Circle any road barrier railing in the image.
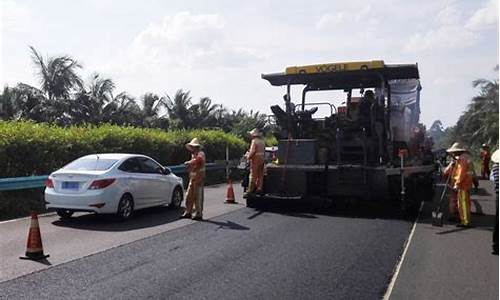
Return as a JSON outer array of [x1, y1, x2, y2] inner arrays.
[[0, 163, 228, 192]]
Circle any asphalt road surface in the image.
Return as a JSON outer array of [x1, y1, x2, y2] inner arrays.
[[390, 179, 498, 300], [0, 183, 245, 282], [0, 183, 416, 300]]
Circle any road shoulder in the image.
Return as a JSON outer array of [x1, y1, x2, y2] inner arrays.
[[389, 179, 499, 300]]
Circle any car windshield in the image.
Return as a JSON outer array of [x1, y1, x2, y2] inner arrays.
[[63, 157, 118, 171]]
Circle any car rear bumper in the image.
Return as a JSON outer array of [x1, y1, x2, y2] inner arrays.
[[45, 188, 119, 214]]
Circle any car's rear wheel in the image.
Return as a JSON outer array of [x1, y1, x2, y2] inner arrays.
[[117, 194, 134, 220], [56, 209, 74, 219], [169, 187, 183, 208]]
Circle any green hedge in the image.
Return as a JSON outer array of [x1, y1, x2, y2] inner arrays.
[[0, 121, 247, 178]]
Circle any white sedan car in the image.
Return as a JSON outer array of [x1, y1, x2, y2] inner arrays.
[[45, 153, 184, 220]]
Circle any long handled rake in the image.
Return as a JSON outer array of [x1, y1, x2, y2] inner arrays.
[[432, 174, 452, 227]]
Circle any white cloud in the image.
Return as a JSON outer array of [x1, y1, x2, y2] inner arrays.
[[315, 5, 378, 31], [126, 11, 264, 71], [436, 2, 461, 25], [403, 25, 478, 52], [353, 5, 373, 23], [465, 0, 498, 30], [315, 12, 346, 30], [403, 1, 483, 53]]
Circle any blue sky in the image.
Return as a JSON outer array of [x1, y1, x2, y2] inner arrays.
[[1, 0, 498, 127]]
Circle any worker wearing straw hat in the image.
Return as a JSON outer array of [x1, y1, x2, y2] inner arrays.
[[244, 128, 265, 197], [490, 149, 499, 254], [444, 142, 474, 227], [180, 138, 206, 221]]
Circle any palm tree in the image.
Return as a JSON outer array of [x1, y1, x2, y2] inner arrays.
[[29, 46, 83, 100], [452, 72, 499, 150], [71, 73, 115, 124], [164, 89, 193, 129], [140, 93, 165, 128], [189, 97, 219, 128], [87, 73, 115, 104], [468, 77, 498, 145], [10, 83, 46, 121], [0, 86, 16, 120], [227, 109, 268, 139], [102, 92, 142, 126]]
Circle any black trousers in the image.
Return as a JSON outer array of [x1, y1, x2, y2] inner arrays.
[[494, 195, 498, 250]]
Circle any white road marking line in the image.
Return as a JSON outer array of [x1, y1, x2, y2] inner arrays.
[[382, 200, 425, 300], [0, 212, 56, 225]]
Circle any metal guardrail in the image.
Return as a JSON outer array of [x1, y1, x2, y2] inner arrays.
[[0, 163, 226, 192], [0, 176, 49, 192]]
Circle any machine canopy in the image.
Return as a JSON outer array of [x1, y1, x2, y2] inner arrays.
[[262, 60, 419, 89]]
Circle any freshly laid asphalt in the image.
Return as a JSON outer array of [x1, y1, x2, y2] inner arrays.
[[0, 198, 414, 299]]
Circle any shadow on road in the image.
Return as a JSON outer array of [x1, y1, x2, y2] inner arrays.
[[202, 219, 250, 230], [473, 188, 491, 197], [417, 182, 495, 233], [246, 180, 497, 229], [21, 258, 52, 266], [51, 206, 183, 232], [435, 227, 472, 235], [472, 199, 485, 215], [247, 210, 264, 220], [434, 212, 496, 232], [248, 197, 418, 222]]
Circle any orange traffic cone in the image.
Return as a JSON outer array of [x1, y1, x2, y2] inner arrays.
[[20, 212, 49, 260], [225, 179, 236, 204]]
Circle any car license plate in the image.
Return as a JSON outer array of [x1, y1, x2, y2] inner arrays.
[[62, 181, 79, 189]]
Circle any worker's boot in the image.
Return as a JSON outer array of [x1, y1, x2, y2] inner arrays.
[[179, 212, 192, 219]]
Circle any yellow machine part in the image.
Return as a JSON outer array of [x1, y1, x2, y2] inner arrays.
[[285, 60, 385, 75]]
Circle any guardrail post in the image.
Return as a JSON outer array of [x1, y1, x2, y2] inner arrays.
[[225, 145, 229, 181]]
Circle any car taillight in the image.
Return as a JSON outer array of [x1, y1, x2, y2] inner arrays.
[[88, 179, 116, 190], [45, 179, 54, 188]]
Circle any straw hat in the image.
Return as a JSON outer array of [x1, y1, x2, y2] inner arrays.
[[492, 149, 499, 163], [185, 138, 202, 150], [248, 128, 262, 137], [446, 142, 467, 153]]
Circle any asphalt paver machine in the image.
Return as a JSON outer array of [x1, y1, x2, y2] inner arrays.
[[248, 60, 435, 209]]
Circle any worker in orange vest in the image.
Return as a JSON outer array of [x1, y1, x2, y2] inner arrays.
[[443, 159, 459, 222], [180, 138, 206, 221], [445, 142, 474, 227], [244, 128, 265, 197], [480, 144, 491, 179]]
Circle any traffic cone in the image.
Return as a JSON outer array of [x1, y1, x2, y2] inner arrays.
[[20, 212, 49, 260], [225, 179, 237, 204]]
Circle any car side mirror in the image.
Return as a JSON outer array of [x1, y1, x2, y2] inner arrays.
[[163, 167, 171, 175]]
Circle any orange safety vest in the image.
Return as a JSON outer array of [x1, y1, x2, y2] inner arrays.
[[187, 151, 206, 183], [480, 150, 490, 165], [444, 154, 474, 191], [248, 138, 265, 161]]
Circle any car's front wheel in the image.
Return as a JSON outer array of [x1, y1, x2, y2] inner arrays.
[[56, 209, 74, 219], [169, 187, 183, 208], [117, 194, 134, 220]]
